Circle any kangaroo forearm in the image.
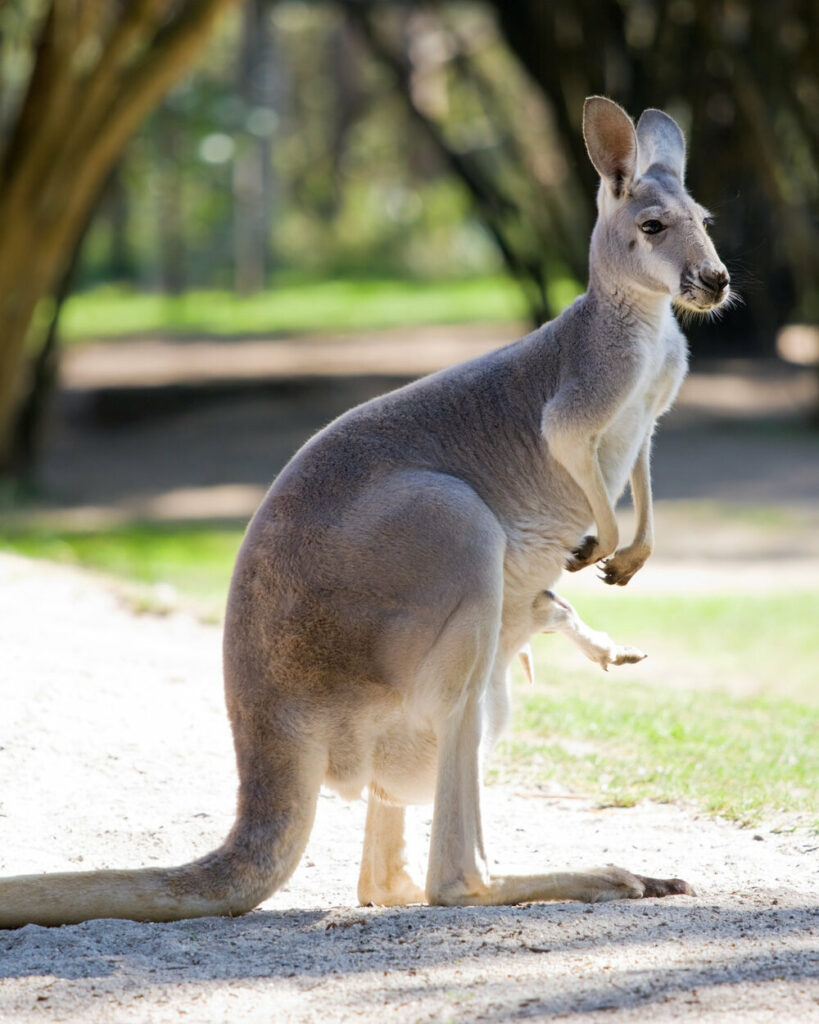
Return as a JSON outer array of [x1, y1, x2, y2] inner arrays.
[[543, 423, 619, 555], [629, 438, 655, 550]]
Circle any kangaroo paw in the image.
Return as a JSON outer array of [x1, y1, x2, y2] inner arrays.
[[566, 535, 600, 572], [599, 545, 651, 586]]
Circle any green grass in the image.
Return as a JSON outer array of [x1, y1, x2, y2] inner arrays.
[[549, 591, 819, 703], [0, 524, 243, 617], [1, 524, 816, 825], [496, 667, 818, 828], [492, 591, 819, 826], [60, 275, 535, 342]]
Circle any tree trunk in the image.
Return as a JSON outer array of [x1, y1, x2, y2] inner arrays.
[[158, 110, 187, 294], [233, 0, 277, 294], [0, 0, 241, 472]]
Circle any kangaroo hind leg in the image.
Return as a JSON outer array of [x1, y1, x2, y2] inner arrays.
[[357, 791, 425, 906], [424, 598, 690, 906]]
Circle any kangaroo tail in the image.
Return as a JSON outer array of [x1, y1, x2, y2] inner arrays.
[[0, 761, 321, 928], [0, 854, 253, 929]]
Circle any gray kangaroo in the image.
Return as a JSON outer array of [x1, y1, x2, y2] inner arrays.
[[0, 97, 730, 927]]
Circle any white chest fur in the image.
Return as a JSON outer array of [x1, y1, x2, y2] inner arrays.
[[598, 309, 687, 499]]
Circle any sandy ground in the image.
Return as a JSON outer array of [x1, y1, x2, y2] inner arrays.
[[0, 553, 817, 1023]]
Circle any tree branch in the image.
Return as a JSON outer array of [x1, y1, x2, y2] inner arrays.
[[346, 3, 550, 323]]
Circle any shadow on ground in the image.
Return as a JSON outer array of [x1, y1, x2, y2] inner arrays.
[[2, 899, 816, 1021]]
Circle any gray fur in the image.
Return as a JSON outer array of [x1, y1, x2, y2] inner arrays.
[[0, 97, 728, 927], [637, 108, 686, 180]]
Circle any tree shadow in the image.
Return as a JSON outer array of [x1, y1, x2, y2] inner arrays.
[[1, 900, 815, 993]]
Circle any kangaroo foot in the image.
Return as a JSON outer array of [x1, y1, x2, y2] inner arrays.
[[589, 866, 695, 901], [633, 873, 696, 898], [358, 872, 425, 908]]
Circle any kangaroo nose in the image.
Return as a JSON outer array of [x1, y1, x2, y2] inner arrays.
[[700, 266, 730, 296]]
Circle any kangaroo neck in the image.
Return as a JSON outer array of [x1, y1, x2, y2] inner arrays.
[[585, 262, 672, 339]]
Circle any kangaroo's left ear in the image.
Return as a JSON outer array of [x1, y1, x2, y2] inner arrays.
[[583, 96, 638, 198], [636, 108, 686, 182]]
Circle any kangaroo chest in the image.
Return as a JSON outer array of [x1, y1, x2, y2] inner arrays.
[[597, 321, 687, 496]]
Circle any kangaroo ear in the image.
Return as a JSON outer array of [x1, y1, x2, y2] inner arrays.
[[582, 96, 638, 198], [636, 108, 686, 181]]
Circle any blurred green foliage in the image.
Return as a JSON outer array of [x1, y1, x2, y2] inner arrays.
[[59, 275, 537, 341], [78, 4, 515, 292], [2, 2, 817, 344], [0, 524, 243, 617]]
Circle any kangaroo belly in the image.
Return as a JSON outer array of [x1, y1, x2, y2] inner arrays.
[[323, 701, 439, 806]]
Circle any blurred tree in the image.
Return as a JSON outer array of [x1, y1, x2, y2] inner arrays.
[[344, 0, 818, 354], [0, 0, 241, 474], [476, 0, 819, 352], [99, 4, 506, 289], [346, 4, 557, 325], [233, 0, 280, 293], [5, 0, 815, 480]]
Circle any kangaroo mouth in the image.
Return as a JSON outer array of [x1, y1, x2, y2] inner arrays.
[[675, 294, 725, 313], [675, 280, 730, 314]]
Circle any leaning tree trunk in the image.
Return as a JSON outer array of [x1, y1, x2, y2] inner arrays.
[[0, 0, 241, 471]]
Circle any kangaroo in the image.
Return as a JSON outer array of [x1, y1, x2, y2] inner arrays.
[[0, 97, 730, 927]]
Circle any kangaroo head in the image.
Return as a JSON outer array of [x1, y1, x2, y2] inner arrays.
[[582, 96, 730, 313]]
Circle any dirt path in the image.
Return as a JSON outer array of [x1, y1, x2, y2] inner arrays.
[[1, 554, 817, 1023]]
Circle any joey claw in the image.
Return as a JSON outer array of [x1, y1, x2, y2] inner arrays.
[[596, 644, 646, 671]]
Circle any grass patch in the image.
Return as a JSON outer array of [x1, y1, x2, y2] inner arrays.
[[60, 276, 533, 342], [489, 590, 819, 825], [0, 524, 243, 618], [495, 665, 818, 827], [556, 591, 819, 703]]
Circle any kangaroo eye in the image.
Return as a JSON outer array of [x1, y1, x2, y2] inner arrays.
[[640, 220, 664, 235]]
